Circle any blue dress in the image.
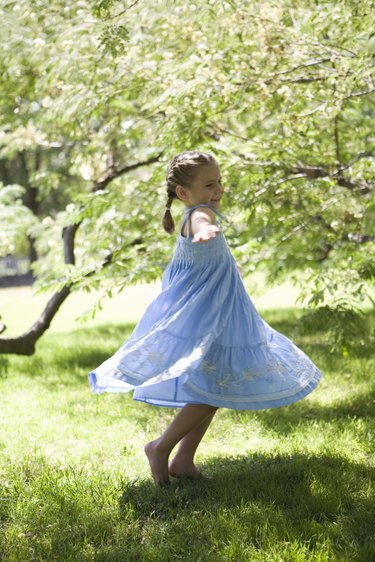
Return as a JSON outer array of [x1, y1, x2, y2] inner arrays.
[[88, 204, 321, 409]]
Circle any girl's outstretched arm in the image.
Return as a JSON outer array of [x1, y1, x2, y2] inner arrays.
[[191, 207, 221, 244]]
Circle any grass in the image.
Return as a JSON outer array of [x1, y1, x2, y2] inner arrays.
[[0, 269, 302, 336], [0, 287, 374, 561]]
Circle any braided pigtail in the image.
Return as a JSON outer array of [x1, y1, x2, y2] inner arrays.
[[162, 192, 175, 234]]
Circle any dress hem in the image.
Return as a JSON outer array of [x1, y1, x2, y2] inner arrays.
[[89, 371, 321, 411]]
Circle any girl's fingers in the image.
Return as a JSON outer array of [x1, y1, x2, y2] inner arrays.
[[192, 226, 220, 244], [192, 230, 219, 244]]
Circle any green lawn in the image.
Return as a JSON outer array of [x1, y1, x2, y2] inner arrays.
[[0, 269, 301, 336], [0, 286, 374, 561]]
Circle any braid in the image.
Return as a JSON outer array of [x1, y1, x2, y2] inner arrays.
[[162, 192, 176, 234], [162, 151, 216, 235]]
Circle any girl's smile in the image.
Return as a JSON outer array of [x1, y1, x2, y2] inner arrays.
[[176, 162, 224, 209]]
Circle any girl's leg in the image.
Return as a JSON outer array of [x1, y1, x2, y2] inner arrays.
[[144, 403, 217, 485], [169, 410, 217, 478]]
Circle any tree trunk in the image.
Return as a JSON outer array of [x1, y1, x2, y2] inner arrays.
[[0, 152, 163, 355], [0, 286, 71, 355]]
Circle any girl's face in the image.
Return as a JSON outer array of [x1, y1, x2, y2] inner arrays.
[[177, 162, 224, 209]]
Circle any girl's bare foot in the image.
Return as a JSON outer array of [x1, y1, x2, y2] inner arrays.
[[168, 457, 203, 480], [144, 440, 170, 486]]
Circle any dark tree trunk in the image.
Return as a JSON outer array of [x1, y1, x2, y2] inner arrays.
[[0, 152, 163, 355], [0, 286, 71, 355]]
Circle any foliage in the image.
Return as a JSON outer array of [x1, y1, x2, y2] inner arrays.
[[0, 183, 38, 254], [0, 0, 374, 349]]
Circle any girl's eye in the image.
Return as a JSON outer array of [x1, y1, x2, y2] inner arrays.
[[205, 181, 222, 189]]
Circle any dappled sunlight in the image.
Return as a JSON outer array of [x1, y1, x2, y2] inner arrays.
[[0, 0, 374, 557], [119, 452, 374, 560], [0, 302, 373, 561], [1, 331, 374, 560]]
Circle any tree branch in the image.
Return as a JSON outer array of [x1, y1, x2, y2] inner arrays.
[[236, 59, 332, 88], [110, 0, 142, 19], [0, 256, 112, 355], [282, 76, 327, 84], [269, 58, 332, 80], [0, 152, 164, 355], [289, 165, 372, 194], [334, 113, 341, 166], [94, 152, 164, 191], [62, 223, 80, 265], [230, 146, 374, 197], [332, 152, 374, 178], [293, 41, 358, 58], [342, 88, 375, 101]]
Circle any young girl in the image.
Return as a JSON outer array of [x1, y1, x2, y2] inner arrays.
[[89, 151, 321, 485]]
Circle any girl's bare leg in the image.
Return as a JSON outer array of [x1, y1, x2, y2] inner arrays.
[[144, 404, 217, 485], [168, 410, 217, 478]]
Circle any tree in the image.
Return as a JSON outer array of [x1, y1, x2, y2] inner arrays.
[[0, 0, 168, 353], [0, 0, 374, 354]]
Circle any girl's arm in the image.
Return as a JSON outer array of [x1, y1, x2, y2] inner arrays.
[[191, 208, 221, 244], [236, 263, 244, 277]]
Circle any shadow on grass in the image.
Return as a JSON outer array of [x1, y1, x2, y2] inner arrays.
[[262, 307, 375, 360], [119, 452, 374, 561], [2, 452, 373, 561], [5, 452, 372, 560], [12, 323, 136, 388], [47, 323, 135, 370]]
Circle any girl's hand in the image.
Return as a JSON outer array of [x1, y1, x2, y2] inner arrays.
[[236, 263, 244, 278], [192, 225, 220, 244]]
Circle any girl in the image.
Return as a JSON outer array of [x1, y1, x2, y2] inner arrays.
[[89, 151, 321, 485]]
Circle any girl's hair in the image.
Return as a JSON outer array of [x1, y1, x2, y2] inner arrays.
[[162, 151, 216, 234]]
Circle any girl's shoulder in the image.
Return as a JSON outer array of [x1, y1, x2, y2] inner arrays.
[[180, 205, 224, 238], [190, 206, 218, 224]]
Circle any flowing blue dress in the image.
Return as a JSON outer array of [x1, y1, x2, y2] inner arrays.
[[88, 204, 321, 409]]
